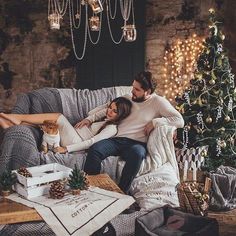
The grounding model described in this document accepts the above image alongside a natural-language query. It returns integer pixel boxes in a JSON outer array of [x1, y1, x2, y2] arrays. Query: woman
[[0, 97, 132, 153]]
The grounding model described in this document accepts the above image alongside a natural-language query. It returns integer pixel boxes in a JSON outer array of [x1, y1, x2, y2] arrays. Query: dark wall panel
[[76, 0, 146, 89]]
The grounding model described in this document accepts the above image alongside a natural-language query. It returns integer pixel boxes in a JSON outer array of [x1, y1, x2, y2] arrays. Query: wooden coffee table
[[0, 174, 122, 225]]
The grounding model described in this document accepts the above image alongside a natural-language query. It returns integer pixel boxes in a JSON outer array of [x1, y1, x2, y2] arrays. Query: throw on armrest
[[145, 125, 179, 180], [0, 125, 41, 174]]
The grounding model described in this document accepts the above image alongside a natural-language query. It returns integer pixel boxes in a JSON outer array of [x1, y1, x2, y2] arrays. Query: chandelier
[[48, 0, 137, 60]]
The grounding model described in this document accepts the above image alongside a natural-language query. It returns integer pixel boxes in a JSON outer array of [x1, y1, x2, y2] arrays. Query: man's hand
[[144, 121, 154, 136], [74, 119, 92, 129], [173, 130, 178, 144], [53, 146, 68, 154]]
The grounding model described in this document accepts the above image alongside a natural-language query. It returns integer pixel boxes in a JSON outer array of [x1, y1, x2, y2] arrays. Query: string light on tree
[[162, 34, 204, 102]]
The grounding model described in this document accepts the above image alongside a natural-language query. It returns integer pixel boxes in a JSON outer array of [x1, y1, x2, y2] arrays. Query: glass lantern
[[123, 24, 137, 42], [89, 16, 100, 31], [48, 13, 61, 30], [87, 0, 103, 14]]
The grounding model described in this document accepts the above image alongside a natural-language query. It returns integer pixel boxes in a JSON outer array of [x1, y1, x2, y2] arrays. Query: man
[[77, 71, 184, 193]]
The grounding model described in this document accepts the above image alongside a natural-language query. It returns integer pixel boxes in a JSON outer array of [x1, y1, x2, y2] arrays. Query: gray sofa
[[0, 86, 181, 236], [0, 87, 132, 182]]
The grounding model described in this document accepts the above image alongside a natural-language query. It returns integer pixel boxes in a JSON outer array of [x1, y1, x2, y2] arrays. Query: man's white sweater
[[87, 93, 184, 143]]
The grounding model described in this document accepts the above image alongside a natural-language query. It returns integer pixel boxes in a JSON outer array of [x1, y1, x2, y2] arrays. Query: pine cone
[[49, 180, 65, 199], [17, 167, 32, 177]]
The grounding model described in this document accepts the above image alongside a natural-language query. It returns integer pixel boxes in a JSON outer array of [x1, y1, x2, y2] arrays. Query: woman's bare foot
[[0, 113, 21, 125], [0, 117, 14, 129]]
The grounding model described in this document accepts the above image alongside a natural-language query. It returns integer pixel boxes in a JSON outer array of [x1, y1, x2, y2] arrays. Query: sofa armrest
[[0, 125, 41, 174], [12, 88, 63, 114]]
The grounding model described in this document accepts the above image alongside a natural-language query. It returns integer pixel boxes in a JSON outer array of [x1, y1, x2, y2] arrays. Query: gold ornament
[[197, 128, 203, 134], [196, 73, 203, 80], [224, 115, 230, 122], [209, 79, 215, 85], [196, 98, 203, 106], [202, 193, 210, 201], [206, 48, 210, 54], [180, 107, 185, 114], [220, 140, 226, 148], [186, 125, 191, 130], [217, 127, 225, 132], [206, 116, 212, 123], [221, 127, 225, 132], [212, 89, 220, 95], [217, 58, 222, 67], [201, 149, 208, 157]]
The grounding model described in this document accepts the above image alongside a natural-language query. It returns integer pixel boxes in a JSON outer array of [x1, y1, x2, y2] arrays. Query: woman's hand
[[53, 146, 68, 154], [74, 119, 92, 129]]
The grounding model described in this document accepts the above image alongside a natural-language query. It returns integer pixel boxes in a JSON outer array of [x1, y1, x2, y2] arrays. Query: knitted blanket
[[209, 165, 236, 211], [58, 87, 117, 125], [0, 88, 62, 174], [0, 87, 119, 175]]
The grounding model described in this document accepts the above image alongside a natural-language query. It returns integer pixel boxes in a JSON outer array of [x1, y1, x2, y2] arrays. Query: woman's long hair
[[97, 97, 132, 134]]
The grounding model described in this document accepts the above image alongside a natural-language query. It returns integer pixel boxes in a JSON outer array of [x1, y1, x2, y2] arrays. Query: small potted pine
[[68, 164, 89, 195], [0, 170, 17, 197]]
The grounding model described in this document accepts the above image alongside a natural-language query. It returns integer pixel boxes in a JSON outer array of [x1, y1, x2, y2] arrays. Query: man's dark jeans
[[84, 137, 147, 193]]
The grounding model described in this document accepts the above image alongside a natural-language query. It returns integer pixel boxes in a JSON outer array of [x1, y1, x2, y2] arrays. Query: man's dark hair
[[134, 71, 157, 94]]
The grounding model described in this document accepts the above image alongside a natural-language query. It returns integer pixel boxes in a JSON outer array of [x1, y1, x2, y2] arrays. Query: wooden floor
[[208, 208, 236, 236]]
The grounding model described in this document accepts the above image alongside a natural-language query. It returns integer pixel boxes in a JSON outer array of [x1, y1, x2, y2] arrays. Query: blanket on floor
[[210, 165, 236, 211]]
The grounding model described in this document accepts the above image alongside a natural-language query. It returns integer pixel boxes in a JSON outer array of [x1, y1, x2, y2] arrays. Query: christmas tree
[[175, 8, 236, 171], [68, 164, 89, 190]]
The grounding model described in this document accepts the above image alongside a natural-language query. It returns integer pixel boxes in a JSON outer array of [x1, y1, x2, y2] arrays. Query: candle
[[192, 162, 197, 182], [183, 160, 188, 182]]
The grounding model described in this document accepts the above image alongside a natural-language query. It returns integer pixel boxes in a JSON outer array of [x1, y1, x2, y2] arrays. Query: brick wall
[[0, 0, 235, 111]]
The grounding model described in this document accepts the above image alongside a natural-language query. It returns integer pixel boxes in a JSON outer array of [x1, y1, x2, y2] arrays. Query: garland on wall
[[162, 34, 204, 103]]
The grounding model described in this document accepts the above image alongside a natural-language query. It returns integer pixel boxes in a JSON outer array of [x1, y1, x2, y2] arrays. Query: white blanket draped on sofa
[[116, 125, 180, 210]]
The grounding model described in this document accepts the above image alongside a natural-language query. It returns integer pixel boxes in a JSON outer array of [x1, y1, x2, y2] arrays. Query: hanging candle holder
[[87, 0, 103, 14], [48, 13, 62, 30], [89, 15, 100, 31], [122, 24, 137, 42]]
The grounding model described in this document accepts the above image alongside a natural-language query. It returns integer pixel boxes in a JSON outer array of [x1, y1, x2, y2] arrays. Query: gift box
[[176, 177, 211, 216]]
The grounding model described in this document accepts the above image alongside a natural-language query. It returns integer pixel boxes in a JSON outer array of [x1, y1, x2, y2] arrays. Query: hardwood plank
[[0, 198, 41, 224], [208, 209, 236, 236]]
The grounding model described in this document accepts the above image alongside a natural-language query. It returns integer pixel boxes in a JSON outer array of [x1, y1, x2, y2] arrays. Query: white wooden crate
[[12, 163, 72, 199], [13, 182, 51, 199], [12, 163, 72, 188]]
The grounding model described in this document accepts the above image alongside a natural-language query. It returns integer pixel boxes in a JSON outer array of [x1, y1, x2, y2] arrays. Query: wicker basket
[[177, 171, 211, 216]]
